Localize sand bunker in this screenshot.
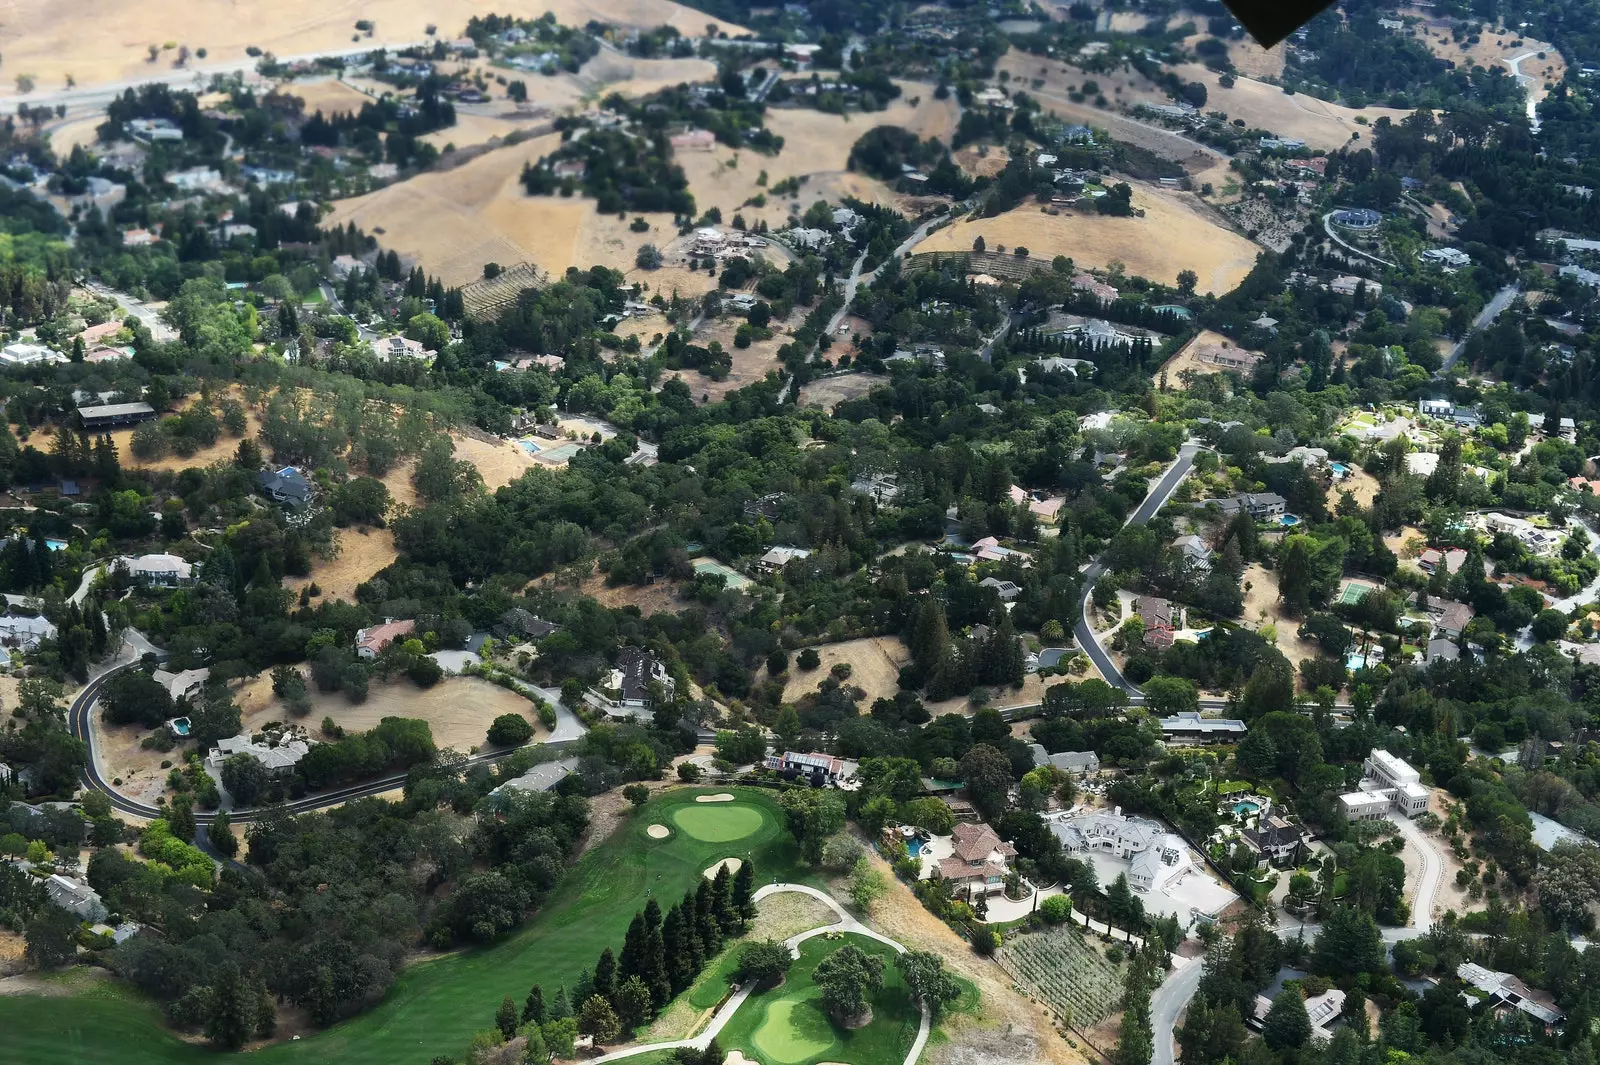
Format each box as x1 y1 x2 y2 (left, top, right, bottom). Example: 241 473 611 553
696 793 736 803
704 857 744 880
725 1052 757 1065
647 824 671 839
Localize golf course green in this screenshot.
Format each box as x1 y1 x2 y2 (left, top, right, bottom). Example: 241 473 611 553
0 789 792 1065
672 802 768 842
721 934 920 1065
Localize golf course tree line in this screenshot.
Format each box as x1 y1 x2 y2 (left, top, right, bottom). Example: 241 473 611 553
433 858 759 1061
81 780 589 1046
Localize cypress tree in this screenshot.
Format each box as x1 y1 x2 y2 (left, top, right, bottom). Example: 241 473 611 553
696 879 722 955
522 985 547 1025
594 948 618 1004
550 985 571 1020
618 912 646 982
732 859 756 923
663 902 691 992
642 899 671 1007
711 864 738 934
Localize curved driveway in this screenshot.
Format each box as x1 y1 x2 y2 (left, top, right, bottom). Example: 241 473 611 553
589 884 930 1065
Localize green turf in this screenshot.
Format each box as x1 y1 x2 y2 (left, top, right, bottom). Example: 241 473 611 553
717 934 920 1065
0 789 795 1065
670 803 767 842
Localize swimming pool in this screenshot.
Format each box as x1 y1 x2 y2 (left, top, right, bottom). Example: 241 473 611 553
1345 652 1367 671
169 717 192 736
1330 462 1350 476
1233 800 1260 817
43 538 67 551
907 838 923 857
1279 514 1302 527
517 439 542 454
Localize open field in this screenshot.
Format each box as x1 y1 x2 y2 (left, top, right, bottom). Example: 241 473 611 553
1402 13 1566 100
676 313 792 404
0 0 745 95
1240 563 1325 681
236 671 540 753
796 372 889 410
782 636 910 706
718 933 919 1065
913 190 1260 295
1172 66 1413 151
281 77 375 116
0 789 801 1065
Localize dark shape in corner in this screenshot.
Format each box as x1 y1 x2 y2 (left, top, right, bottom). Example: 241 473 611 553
1222 0 1337 48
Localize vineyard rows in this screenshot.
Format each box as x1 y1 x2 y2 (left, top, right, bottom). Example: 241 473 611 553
997 926 1124 1027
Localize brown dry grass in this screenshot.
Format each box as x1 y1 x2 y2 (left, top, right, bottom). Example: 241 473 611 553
0 930 25 978
1403 13 1566 100
1172 65 1414 152
861 847 1088 1065
1239 563 1324 683
1159 329 1262 389
915 190 1260 295
0 0 746 94
282 77 375 116
1337 467 1380 509
796 371 889 410
237 670 541 752
670 312 791 404
782 636 909 706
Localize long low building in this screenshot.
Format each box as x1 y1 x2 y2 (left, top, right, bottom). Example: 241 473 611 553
79 402 157 430
1159 711 1247 742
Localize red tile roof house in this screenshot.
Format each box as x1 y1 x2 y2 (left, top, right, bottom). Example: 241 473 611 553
355 618 416 659
935 822 1017 899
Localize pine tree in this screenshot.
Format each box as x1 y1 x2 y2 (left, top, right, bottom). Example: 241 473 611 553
732 858 755 923
594 947 618 1004
550 985 571 1020
522 984 547 1025
619 912 646 983
664 902 694 992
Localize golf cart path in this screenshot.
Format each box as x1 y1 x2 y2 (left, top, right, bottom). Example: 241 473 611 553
588 884 931 1065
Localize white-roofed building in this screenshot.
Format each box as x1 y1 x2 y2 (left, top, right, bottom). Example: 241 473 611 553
1339 749 1429 819
1052 811 1190 892
124 553 196 587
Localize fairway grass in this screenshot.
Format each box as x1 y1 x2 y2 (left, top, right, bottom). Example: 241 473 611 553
720 934 919 1065
671 803 767 842
0 789 795 1065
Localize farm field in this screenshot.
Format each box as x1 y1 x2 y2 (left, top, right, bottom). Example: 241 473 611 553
0 0 745 96
996 925 1124 1028
913 190 1260 295
1172 66 1413 152
715 933 920 1065
0 789 802 1065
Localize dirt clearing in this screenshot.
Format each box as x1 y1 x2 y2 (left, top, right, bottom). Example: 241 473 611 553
915 189 1260 295
0 0 745 95
796 372 889 410
1240 563 1325 683
1159 330 1263 388
282 77 375 116
237 671 539 753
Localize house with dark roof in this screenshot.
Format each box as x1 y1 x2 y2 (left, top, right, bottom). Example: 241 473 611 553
765 750 859 785
257 466 312 507
598 647 675 716
1137 596 1178 649
1241 814 1306 865
495 607 558 641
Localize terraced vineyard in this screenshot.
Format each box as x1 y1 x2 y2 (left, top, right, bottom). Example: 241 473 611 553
997 926 1125 1027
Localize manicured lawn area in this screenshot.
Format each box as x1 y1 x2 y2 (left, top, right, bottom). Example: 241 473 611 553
672 803 767 842
717 934 919 1065
0 789 797 1065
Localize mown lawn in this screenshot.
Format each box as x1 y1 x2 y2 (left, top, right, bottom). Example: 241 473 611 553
716 933 920 1065
0 788 799 1065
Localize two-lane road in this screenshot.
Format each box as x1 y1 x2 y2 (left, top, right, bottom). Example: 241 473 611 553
1074 443 1201 694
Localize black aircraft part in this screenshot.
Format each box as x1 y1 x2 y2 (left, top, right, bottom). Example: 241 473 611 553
1222 0 1336 47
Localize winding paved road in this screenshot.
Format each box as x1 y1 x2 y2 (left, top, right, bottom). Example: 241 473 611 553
589 884 930 1065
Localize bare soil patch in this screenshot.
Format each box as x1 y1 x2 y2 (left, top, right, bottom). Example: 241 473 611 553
915 189 1259 295
1240 563 1324 683
1159 329 1262 388
236 671 540 753
1337 467 1380 509
782 637 909 706
0 0 746 94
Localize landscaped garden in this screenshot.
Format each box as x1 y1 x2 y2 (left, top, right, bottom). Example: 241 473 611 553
716 933 921 1065
0 789 800 1065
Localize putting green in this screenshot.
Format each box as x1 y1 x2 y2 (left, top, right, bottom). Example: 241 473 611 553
670 802 765 842
751 993 838 1064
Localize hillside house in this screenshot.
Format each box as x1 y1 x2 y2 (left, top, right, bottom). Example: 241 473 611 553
599 646 675 715
495 608 558 641
1339 750 1430 819
153 667 210 703
935 822 1017 898
45 874 106 921
1158 711 1246 743
1052 811 1190 892
1137 596 1178 649
257 467 312 508
1174 534 1212 572
1457 963 1566 1027
78 402 155 429
370 335 432 361
207 728 311 778
355 618 416 659
979 576 1021 601
124 553 195 587
764 750 859 786
1028 744 1099 775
